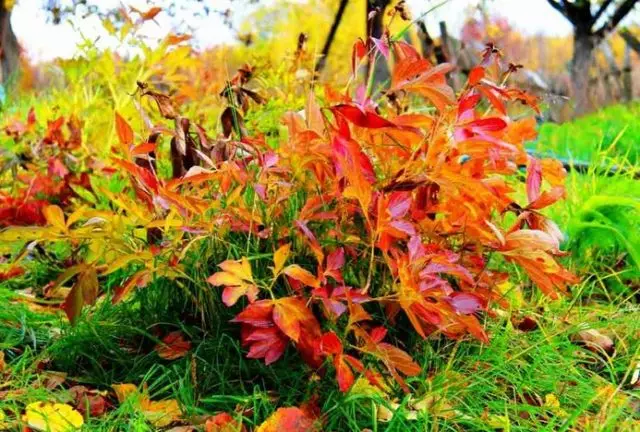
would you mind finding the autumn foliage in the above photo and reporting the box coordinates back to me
[1,28,578,423]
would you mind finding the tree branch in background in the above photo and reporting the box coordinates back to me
[315,0,349,74]
[620,29,640,54]
[591,0,615,26]
[596,0,639,36]
[546,0,570,21]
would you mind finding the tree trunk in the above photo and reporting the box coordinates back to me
[366,0,390,92]
[571,29,596,116]
[0,3,20,85]
[315,0,349,74]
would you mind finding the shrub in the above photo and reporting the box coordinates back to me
[0,38,577,396]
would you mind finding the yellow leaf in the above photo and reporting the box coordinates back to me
[349,377,383,397]
[141,399,181,428]
[112,383,181,427]
[0,227,56,242]
[43,205,67,233]
[0,351,5,372]
[23,402,83,432]
[273,243,291,275]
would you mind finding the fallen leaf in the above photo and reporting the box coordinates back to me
[571,329,615,356]
[155,331,192,360]
[141,399,181,428]
[43,371,67,389]
[256,407,319,432]
[112,383,138,403]
[112,383,181,427]
[23,402,84,432]
[205,412,247,432]
[512,316,538,332]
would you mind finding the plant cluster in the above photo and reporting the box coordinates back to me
[0,23,580,428]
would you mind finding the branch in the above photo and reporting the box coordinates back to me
[591,0,615,25]
[314,0,349,73]
[596,0,639,35]
[546,0,567,15]
[620,29,640,54]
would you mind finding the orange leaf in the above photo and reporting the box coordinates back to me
[273,244,291,275]
[166,33,192,45]
[283,265,319,288]
[390,59,455,111]
[273,297,316,343]
[43,205,66,232]
[131,142,156,156]
[131,6,162,21]
[115,112,134,149]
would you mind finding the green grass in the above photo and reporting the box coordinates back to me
[2,276,639,431]
[2,104,640,430]
[535,102,640,165]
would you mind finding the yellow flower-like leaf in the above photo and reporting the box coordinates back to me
[207,258,258,306]
[23,402,83,432]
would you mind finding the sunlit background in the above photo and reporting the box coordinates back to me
[14,0,628,62]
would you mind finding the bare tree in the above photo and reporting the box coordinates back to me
[546,0,638,115]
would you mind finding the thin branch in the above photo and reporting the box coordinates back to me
[620,29,640,54]
[596,0,639,36]
[546,0,567,15]
[314,0,349,74]
[591,0,615,25]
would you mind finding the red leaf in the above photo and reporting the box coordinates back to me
[331,104,396,129]
[205,412,246,432]
[461,117,508,133]
[154,331,192,360]
[27,107,37,127]
[0,266,25,282]
[232,300,275,328]
[332,104,397,129]
[370,326,387,343]
[351,38,367,75]
[319,332,342,355]
[468,66,485,86]
[335,354,355,392]
[244,327,288,365]
[69,386,109,418]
